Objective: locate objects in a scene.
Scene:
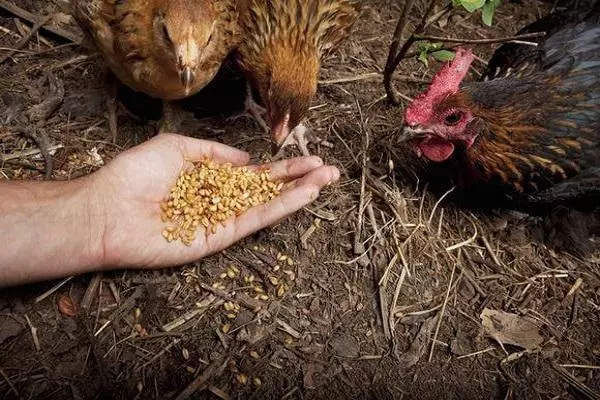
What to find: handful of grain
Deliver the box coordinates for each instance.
[161,159,283,246]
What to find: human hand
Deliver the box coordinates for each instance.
[89,133,339,269]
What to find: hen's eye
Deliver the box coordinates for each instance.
[444,112,462,126]
[162,24,172,44]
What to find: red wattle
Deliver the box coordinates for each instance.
[418,138,455,162]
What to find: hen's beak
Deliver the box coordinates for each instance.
[270,113,291,156]
[398,125,430,142]
[179,67,195,95]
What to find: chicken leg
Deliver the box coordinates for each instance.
[158,101,184,134]
[229,82,269,132]
[105,72,119,143]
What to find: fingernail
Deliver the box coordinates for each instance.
[308,156,323,166]
[327,167,340,185]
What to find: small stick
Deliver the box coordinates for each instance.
[0,367,19,398]
[367,203,384,246]
[198,282,263,312]
[34,276,73,303]
[174,357,229,400]
[428,258,458,362]
[12,126,54,180]
[456,263,487,297]
[482,236,502,267]
[551,362,600,400]
[354,104,369,255]
[383,0,417,104]
[135,338,181,372]
[446,221,478,252]
[378,250,399,287]
[0,1,83,45]
[162,308,207,333]
[81,273,103,310]
[319,72,381,85]
[455,346,495,360]
[107,286,145,325]
[207,385,231,400]
[0,144,63,162]
[559,364,600,370]
[389,259,409,337]
[564,277,584,301]
[94,320,111,337]
[427,187,454,227]
[275,319,302,339]
[0,13,53,64]
[300,219,319,249]
[108,281,121,304]
[23,314,40,352]
[378,281,391,341]
[413,32,544,45]
[384,0,439,104]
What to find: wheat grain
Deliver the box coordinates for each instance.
[161,159,282,246]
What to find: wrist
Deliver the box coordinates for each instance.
[80,174,111,270]
[0,177,108,286]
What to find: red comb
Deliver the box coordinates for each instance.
[405,48,474,125]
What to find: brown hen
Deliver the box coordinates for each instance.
[235,0,360,156]
[72,0,239,135]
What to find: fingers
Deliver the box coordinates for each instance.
[158,133,250,166]
[251,156,324,182]
[231,165,340,240]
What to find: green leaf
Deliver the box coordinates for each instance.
[431,50,456,62]
[418,51,429,67]
[457,0,486,12]
[482,0,501,26]
[416,41,444,52]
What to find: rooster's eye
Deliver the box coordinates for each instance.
[444,112,462,126]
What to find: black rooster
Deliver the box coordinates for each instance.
[398,3,600,255]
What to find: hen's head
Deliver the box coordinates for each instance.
[153,0,219,95]
[237,0,360,154]
[256,49,320,154]
[401,48,478,162]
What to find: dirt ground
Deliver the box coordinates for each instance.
[1,0,599,399]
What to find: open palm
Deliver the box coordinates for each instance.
[91,134,339,269]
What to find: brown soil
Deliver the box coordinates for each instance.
[1,1,599,399]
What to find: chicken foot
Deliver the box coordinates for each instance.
[273,123,333,158]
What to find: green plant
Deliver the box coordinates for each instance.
[452,0,502,26]
[416,42,455,67]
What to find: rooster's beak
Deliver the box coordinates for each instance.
[179,67,195,94]
[398,125,430,142]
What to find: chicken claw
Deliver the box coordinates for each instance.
[272,124,310,158]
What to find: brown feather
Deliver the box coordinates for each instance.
[235,0,360,135]
[72,0,239,100]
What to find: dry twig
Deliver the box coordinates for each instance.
[428,254,458,362]
[0,14,53,64]
[0,1,83,44]
[174,357,229,400]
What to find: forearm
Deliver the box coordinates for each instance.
[0,178,105,287]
